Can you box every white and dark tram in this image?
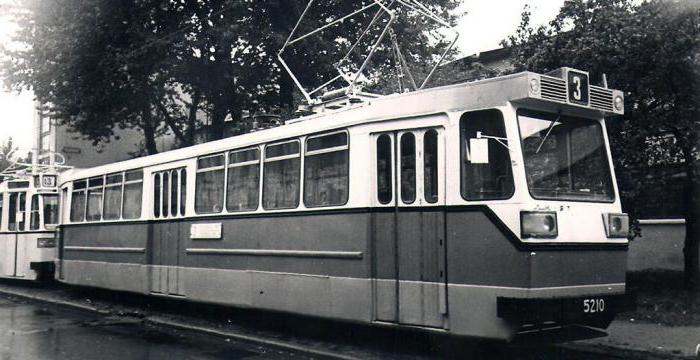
[56,68,634,340]
[0,171,60,280]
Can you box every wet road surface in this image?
[0,295,309,360]
[0,283,665,360]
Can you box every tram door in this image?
[1,192,27,277]
[150,171,184,296]
[372,128,447,328]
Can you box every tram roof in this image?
[60,69,622,183]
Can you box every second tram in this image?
[0,172,60,280]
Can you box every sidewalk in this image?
[567,317,699,359]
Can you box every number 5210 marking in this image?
[583,298,605,313]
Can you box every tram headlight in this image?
[37,237,56,248]
[603,213,629,238]
[529,78,541,94]
[520,211,558,239]
[614,95,624,111]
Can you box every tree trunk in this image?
[186,90,201,146]
[142,108,159,155]
[208,98,229,141]
[683,159,700,289]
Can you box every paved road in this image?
[0,295,310,360]
[0,285,676,360]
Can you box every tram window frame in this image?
[195,154,226,214]
[122,170,144,219]
[460,109,515,201]
[153,167,187,218]
[226,147,260,212]
[423,129,439,204]
[103,173,124,220]
[86,176,104,221]
[303,131,349,208]
[400,132,417,204]
[8,192,26,231]
[263,139,301,210]
[0,193,4,231]
[376,134,393,205]
[43,194,59,226]
[70,180,87,222]
[30,194,40,230]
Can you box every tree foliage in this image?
[0,137,16,174]
[2,0,460,154]
[503,0,700,287]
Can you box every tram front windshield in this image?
[518,109,614,202]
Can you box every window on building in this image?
[86,176,104,221]
[30,195,40,230]
[226,148,260,212]
[424,130,439,204]
[460,109,514,200]
[376,135,393,204]
[400,133,416,204]
[196,154,225,214]
[103,173,123,220]
[122,170,143,219]
[70,180,86,222]
[43,194,59,226]
[304,131,349,207]
[154,168,186,218]
[263,140,300,209]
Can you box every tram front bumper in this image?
[497,293,636,329]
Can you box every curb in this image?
[0,286,356,360]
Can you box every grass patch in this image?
[624,270,700,326]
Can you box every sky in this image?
[0,0,565,151]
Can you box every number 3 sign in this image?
[567,70,589,105]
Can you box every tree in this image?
[503,0,700,288]
[0,137,16,174]
[2,0,461,152]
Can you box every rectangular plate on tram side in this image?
[190,223,223,240]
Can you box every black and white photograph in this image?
[0,0,698,358]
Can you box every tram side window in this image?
[424,129,439,203]
[154,168,186,218]
[30,195,40,230]
[122,170,143,219]
[460,109,515,200]
[103,173,123,220]
[376,135,393,204]
[263,140,300,209]
[43,194,59,225]
[196,154,225,214]
[86,176,104,221]
[0,194,3,230]
[400,133,416,204]
[70,180,87,222]
[303,132,349,207]
[226,148,260,212]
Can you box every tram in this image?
[56,67,634,340]
[0,166,60,280]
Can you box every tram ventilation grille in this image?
[540,76,567,103]
[590,86,614,112]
